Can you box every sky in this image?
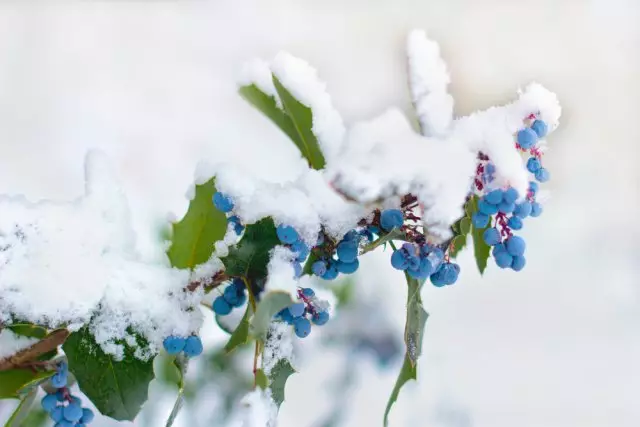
[0,1,638,426]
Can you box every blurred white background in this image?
[0,1,638,426]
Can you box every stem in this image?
[361,229,405,255]
[253,340,260,388]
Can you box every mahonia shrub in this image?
[0,29,560,427]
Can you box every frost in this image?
[225,389,278,427]
[407,29,454,137]
[0,151,200,359]
[0,329,39,360]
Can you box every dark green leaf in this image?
[4,387,37,426]
[0,369,54,399]
[250,292,293,340]
[255,369,269,390]
[224,305,252,354]
[63,327,155,421]
[167,178,227,269]
[222,218,280,282]
[470,196,491,274]
[268,359,295,408]
[272,76,326,170]
[239,84,302,151]
[383,355,417,427]
[403,276,429,366]
[448,234,467,258]
[165,355,188,427]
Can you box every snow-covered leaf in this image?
[63,327,154,421]
[167,178,227,269]
[222,218,279,283]
[268,359,295,408]
[403,276,428,366]
[250,292,293,341]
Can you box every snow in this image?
[225,389,278,427]
[238,58,282,109]
[407,29,454,137]
[0,329,39,360]
[262,321,294,375]
[0,151,199,360]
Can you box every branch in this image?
[0,329,69,371]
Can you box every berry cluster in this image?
[518,118,550,184]
[275,224,310,277]
[40,362,94,427]
[310,229,363,280]
[162,335,204,357]
[276,287,330,338]
[213,191,245,235]
[212,278,248,316]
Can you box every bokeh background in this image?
[0,1,639,426]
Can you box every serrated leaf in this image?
[250,292,294,340]
[272,76,326,170]
[448,234,467,258]
[4,387,37,426]
[165,355,188,427]
[383,355,417,427]
[268,359,295,408]
[63,327,154,421]
[403,276,429,366]
[0,369,54,399]
[470,196,491,274]
[224,304,252,354]
[167,178,227,269]
[255,369,268,390]
[222,218,280,282]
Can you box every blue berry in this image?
[292,262,302,278]
[535,167,550,183]
[527,157,541,173]
[301,287,315,298]
[322,264,339,280]
[163,336,186,355]
[472,212,490,228]
[50,371,67,388]
[55,421,74,427]
[228,215,244,235]
[483,228,501,246]
[485,163,496,175]
[430,271,447,287]
[41,394,58,412]
[514,201,532,218]
[498,201,515,214]
[288,302,306,318]
[63,402,83,422]
[234,291,247,308]
[531,119,548,137]
[492,243,506,257]
[213,296,232,316]
[183,336,204,357]
[336,241,358,263]
[336,259,359,274]
[312,260,327,277]
[517,128,538,149]
[494,251,513,268]
[50,407,64,422]
[276,225,299,244]
[390,249,409,270]
[213,192,234,213]
[529,181,539,194]
[478,199,499,215]
[55,390,66,401]
[503,188,519,204]
[484,190,503,205]
[293,317,311,338]
[223,285,241,306]
[278,308,294,324]
[530,202,543,217]
[312,311,330,326]
[291,241,310,262]
[380,209,404,231]
[511,255,526,271]
[507,216,523,230]
[505,235,526,257]
[442,263,460,285]
[80,408,95,423]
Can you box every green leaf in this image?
[224,305,253,354]
[268,359,295,408]
[272,76,326,170]
[239,84,302,152]
[460,217,472,235]
[383,355,417,427]
[167,178,228,269]
[470,196,491,274]
[215,314,235,335]
[403,276,429,366]
[63,327,155,421]
[165,355,188,427]
[255,369,269,390]
[250,292,294,341]
[0,369,54,399]
[222,218,280,282]
[448,234,467,258]
[4,387,37,427]
[360,228,406,256]
[7,323,47,340]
